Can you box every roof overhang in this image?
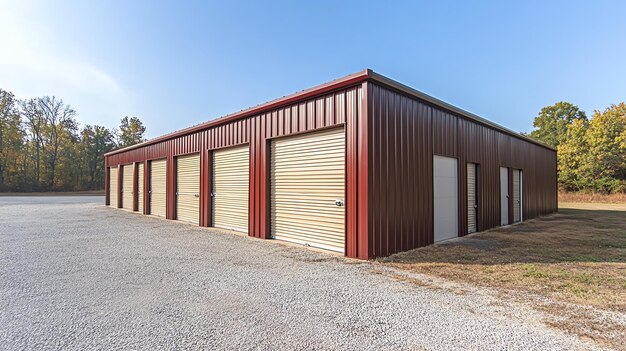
[105,69,554,156]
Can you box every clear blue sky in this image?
[2,0,625,138]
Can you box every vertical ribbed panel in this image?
[105,87,360,247]
[368,84,434,257]
[467,163,477,233]
[176,154,200,224]
[150,159,167,217]
[212,145,249,233]
[367,82,557,258]
[137,163,144,213]
[270,127,346,253]
[109,167,118,208]
[122,164,134,210]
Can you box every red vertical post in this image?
[346,89,358,258]
[357,81,370,260]
[105,164,110,206]
[117,166,122,208]
[144,160,151,215]
[200,148,213,227]
[133,162,139,211]
[259,114,270,239]
[167,155,176,220]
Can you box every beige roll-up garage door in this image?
[212,145,249,233]
[176,154,200,224]
[137,163,144,213]
[122,164,134,210]
[270,128,345,253]
[513,169,522,223]
[150,159,167,217]
[109,166,118,208]
[467,163,477,234]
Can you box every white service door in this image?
[500,167,509,226]
[433,155,458,242]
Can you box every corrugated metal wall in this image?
[366,82,557,258]
[105,72,556,260]
[105,85,366,257]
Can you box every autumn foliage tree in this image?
[531,101,626,193]
[0,88,146,192]
[118,116,146,148]
[529,102,587,148]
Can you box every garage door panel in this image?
[176,154,200,224]
[467,163,477,233]
[122,164,134,210]
[109,167,118,207]
[137,163,144,213]
[213,145,249,233]
[513,169,522,223]
[272,156,343,167]
[271,127,345,253]
[150,159,167,217]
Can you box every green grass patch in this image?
[522,264,551,278]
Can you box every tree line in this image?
[3,86,624,194]
[0,88,145,192]
[527,101,626,194]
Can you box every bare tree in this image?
[20,98,45,188]
[20,96,77,189]
[38,96,77,188]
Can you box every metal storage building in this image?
[104,69,557,259]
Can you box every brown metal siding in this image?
[367,82,557,258]
[105,86,367,257]
[104,70,556,260]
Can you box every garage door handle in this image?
[194,194,199,198]
[473,204,478,209]
[335,199,344,207]
[210,192,215,197]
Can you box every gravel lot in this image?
[0,197,607,350]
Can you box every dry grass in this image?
[380,203,626,348]
[559,191,626,204]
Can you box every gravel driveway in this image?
[0,197,606,350]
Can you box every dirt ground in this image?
[380,202,626,349]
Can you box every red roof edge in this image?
[105,69,371,156]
